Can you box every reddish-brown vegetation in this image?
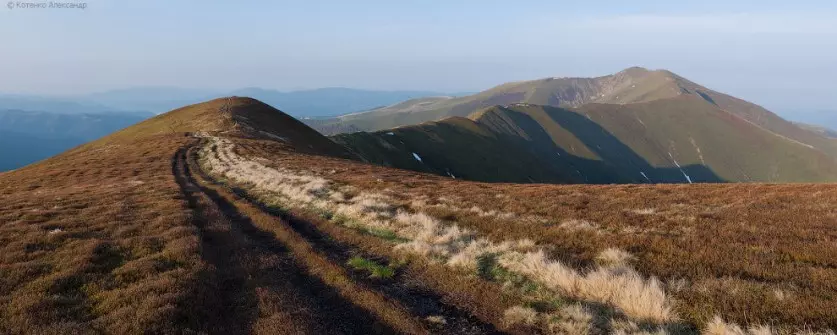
[0,134,202,333]
[3,97,836,334]
[232,136,837,332]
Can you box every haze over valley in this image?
[3,1,837,334]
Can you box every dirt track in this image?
[173,146,397,334]
[173,140,503,334]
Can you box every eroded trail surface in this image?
[173,145,394,334]
[189,141,502,335]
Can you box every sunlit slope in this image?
[71,96,354,159]
[335,97,837,183]
[323,68,837,159]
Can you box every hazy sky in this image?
[2,0,836,111]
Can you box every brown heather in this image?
[232,136,837,332]
[2,97,836,334]
[0,134,202,334]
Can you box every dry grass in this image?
[0,134,203,334]
[226,135,837,333]
[498,250,672,323]
[198,135,681,332]
[503,306,539,327]
[5,103,837,334]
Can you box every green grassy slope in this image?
[334,97,837,183]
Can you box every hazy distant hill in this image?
[784,110,837,136]
[0,110,150,171]
[81,87,220,114]
[1,87,458,117]
[795,122,837,139]
[0,94,125,114]
[0,87,458,170]
[229,87,453,117]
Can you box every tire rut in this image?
[188,140,504,335]
[173,144,395,334]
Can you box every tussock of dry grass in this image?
[198,135,681,331]
[703,316,837,335]
[552,304,594,335]
[503,306,539,327]
[560,219,600,231]
[245,136,837,333]
[597,248,636,267]
[499,250,672,323]
[190,133,837,334]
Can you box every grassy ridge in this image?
[318,67,837,165]
[335,97,837,183]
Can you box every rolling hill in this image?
[2,88,459,118]
[230,87,456,118]
[2,96,836,334]
[795,121,837,139]
[318,67,837,160]
[0,94,135,114]
[334,98,837,183]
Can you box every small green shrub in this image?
[347,256,395,279]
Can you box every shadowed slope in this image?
[335,97,837,183]
[319,68,837,159]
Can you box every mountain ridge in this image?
[320,67,837,160]
[334,94,837,183]
[4,95,837,333]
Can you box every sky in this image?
[2,0,837,112]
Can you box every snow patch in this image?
[640,171,651,182]
[446,169,456,179]
[386,132,395,136]
[259,130,288,142]
[668,152,693,184]
[636,115,646,127]
[412,152,423,163]
[689,137,705,165]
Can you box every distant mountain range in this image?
[228,87,458,118]
[795,122,837,139]
[3,69,837,182]
[319,68,836,149]
[329,67,837,183]
[784,110,837,136]
[0,87,461,117]
[0,87,458,170]
[0,110,151,171]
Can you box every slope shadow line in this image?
[490,105,724,183]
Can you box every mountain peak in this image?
[617,66,652,76]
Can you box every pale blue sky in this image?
[2,0,836,110]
